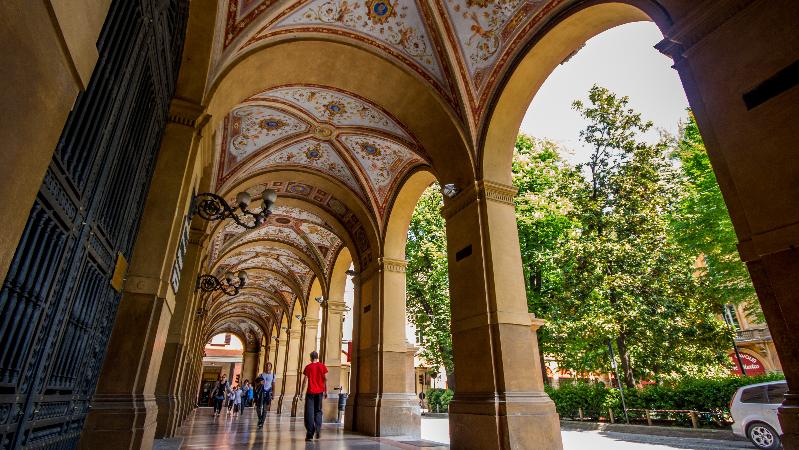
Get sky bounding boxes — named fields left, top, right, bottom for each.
left=520, top=22, right=689, bottom=165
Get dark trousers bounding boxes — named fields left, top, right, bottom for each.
left=213, top=397, right=223, bottom=414
left=304, top=393, right=323, bottom=438
left=255, top=398, right=268, bottom=425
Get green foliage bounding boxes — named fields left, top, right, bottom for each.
left=546, top=374, right=784, bottom=426
left=523, top=86, right=730, bottom=386
left=406, top=184, right=453, bottom=377
left=426, top=388, right=454, bottom=413
left=671, top=112, right=762, bottom=322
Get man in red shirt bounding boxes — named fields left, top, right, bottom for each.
left=300, top=350, right=328, bottom=441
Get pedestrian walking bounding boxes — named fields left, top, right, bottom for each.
left=211, top=374, right=231, bottom=416
left=300, top=351, right=328, bottom=441
left=233, top=386, right=242, bottom=415
left=227, top=387, right=236, bottom=413
left=253, top=376, right=269, bottom=429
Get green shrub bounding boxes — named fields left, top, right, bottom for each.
left=547, top=373, right=784, bottom=426
left=426, top=388, right=454, bottom=413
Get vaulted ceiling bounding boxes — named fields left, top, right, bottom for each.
left=211, top=0, right=566, bottom=130
left=205, top=0, right=569, bottom=342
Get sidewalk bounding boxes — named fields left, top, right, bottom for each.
left=560, top=420, right=748, bottom=442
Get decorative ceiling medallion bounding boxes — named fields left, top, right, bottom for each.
left=324, top=100, right=347, bottom=116
left=366, top=0, right=397, bottom=24
left=305, top=144, right=324, bottom=160
left=259, top=117, right=286, bottom=130
left=312, top=124, right=335, bottom=140
left=358, top=141, right=382, bottom=158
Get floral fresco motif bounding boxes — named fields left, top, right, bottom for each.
left=253, top=86, right=411, bottom=140
left=257, top=0, right=446, bottom=87
left=224, top=0, right=279, bottom=48
left=439, top=0, right=559, bottom=98
left=245, top=138, right=365, bottom=197
left=222, top=105, right=309, bottom=176
left=339, top=133, right=425, bottom=207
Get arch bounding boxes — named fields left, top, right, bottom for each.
left=481, top=1, right=670, bottom=184
left=202, top=39, right=474, bottom=187
left=383, top=169, right=437, bottom=258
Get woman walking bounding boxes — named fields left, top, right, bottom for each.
left=211, top=374, right=231, bottom=417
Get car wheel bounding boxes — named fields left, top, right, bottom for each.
left=747, top=422, right=781, bottom=450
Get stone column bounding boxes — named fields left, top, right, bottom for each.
left=353, top=258, right=420, bottom=438
left=277, top=328, right=302, bottom=413
left=322, top=299, right=347, bottom=422
left=653, top=3, right=799, bottom=447
left=154, top=227, right=206, bottom=438
left=79, top=102, right=203, bottom=450
left=292, top=318, right=320, bottom=416
left=242, top=345, right=260, bottom=383
left=442, top=180, right=561, bottom=450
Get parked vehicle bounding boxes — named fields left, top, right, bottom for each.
left=730, top=380, right=787, bottom=449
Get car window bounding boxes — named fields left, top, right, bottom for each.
left=767, top=383, right=788, bottom=404
left=740, top=386, right=767, bottom=403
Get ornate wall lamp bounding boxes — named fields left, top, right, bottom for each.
left=191, top=188, right=278, bottom=229
left=196, top=270, right=248, bottom=296
left=315, top=296, right=327, bottom=307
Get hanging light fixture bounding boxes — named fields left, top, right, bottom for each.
left=196, top=270, right=248, bottom=296
left=191, top=188, right=278, bottom=229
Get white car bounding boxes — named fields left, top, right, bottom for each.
left=730, top=380, right=787, bottom=449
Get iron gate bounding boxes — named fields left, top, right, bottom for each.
left=0, top=0, right=188, bottom=448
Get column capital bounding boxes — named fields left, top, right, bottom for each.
left=167, top=98, right=205, bottom=128
left=529, top=313, right=546, bottom=332
left=303, top=318, right=320, bottom=328
left=289, top=328, right=302, bottom=338
left=379, top=257, right=407, bottom=273
left=441, top=179, right=517, bottom=220
left=327, top=300, right=348, bottom=313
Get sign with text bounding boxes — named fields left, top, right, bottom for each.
left=729, top=352, right=766, bottom=376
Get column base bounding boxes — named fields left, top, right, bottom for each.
left=154, top=394, right=178, bottom=438
left=291, top=394, right=303, bottom=417
left=323, top=394, right=340, bottom=423
left=779, top=395, right=799, bottom=450
left=79, top=394, right=158, bottom=450
left=448, top=392, right=562, bottom=450
left=354, top=393, right=420, bottom=438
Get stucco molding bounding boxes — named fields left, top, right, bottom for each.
left=656, top=0, right=752, bottom=61
left=478, top=179, right=517, bottom=206
left=168, top=97, right=205, bottom=128
left=379, top=257, right=407, bottom=273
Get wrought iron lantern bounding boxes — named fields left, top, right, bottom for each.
left=196, top=270, right=248, bottom=296
left=191, top=188, right=278, bottom=229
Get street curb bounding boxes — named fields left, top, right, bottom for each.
left=559, top=420, right=749, bottom=442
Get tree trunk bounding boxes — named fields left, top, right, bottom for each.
left=616, top=333, right=636, bottom=388
left=446, top=368, right=456, bottom=392
left=539, top=346, right=549, bottom=386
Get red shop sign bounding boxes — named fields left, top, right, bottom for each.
left=729, top=352, right=766, bottom=376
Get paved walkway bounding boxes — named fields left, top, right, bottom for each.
left=174, top=409, right=755, bottom=449
left=175, top=408, right=447, bottom=449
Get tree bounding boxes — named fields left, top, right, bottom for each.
left=525, top=86, right=729, bottom=387
left=405, top=184, right=455, bottom=386
left=671, top=112, right=762, bottom=322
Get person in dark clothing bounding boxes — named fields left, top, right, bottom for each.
left=253, top=376, right=270, bottom=429
left=300, top=351, right=328, bottom=441
left=211, top=374, right=231, bottom=416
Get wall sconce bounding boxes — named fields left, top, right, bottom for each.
left=295, top=314, right=305, bottom=323
left=442, top=183, right=460, bottom=198
left=191, top=188, right=277, bottom=229
left=344, top=269, right=357, bottom=277
left=196, top=270, right=247, bottom=296
left=315, top=296, right=327, bottom=307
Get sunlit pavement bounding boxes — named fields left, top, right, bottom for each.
left=172, top=409, right=755, bottom=449
left=422, top=417, right=756, bottom=449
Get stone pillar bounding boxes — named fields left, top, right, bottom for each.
left=353, top=258, right=420, bottom=438
left=442, top=180, right=562, bottom=450
left=79, top=103, right=203, bottom=450
left=154, top=227, right=206, bottom=438
left=292, top=318, right=320, bottom=416
left=323, top=300, right=347, bottom=422
left=242, top=346, right=260, bottom=383
left=653, top=2, right=799, bottom=447
left=277, top=328, right=302, bottom=413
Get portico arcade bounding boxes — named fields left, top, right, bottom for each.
left=0, top=1, right=797, bottom=449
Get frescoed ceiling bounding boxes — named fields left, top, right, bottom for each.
left=216, top=85, right=428, bottom=218
left=213, top=0, right=567, bottom=130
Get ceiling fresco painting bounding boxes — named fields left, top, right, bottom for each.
left=214, top=0, right=569, bottom=130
